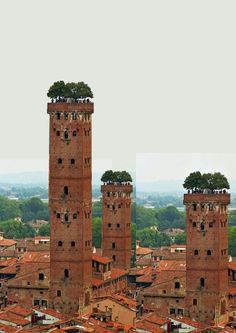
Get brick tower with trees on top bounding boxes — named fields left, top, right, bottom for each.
left=183, top=171, right=230, bottom=324
left=47, top=81, right=93, bottom=314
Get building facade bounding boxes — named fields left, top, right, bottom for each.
left=184, top=192, right=230, bottom=324
left=48, top=102, right=93, bottom=314
left=101, top=184, right=133, bottom=270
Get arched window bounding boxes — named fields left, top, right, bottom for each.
left=73, top=130, right=77, bottom=137
left=200, top=278, right=205, bottom=287
left=64, top=186, right=68, bottom=195
left=192, top=203, right=197, bottom=211
left=64, top=213, right=69, bottom=222
left=56, top=213, right=61, bottom=218
left=56, top=112, right=60, bottom=120
left=64, top=130, right=69, bottom=139
left=64, top=269, right=69, bottom=278
left=56, top=130, right=60, bottom=136
left=194, top=249, right=199, bottom=255
left=58, top=158, right=62, bottom=164
left=71, top=241, right=75, bottom=247
left=71, top=158, right=75, bottom=165
left=200, top=223, right=205, bottom=231
left=58, top=241, right=62, bottom=247
left=207, top=250, right=212, bottom=256
left=73, top=213, right=77, bottom=219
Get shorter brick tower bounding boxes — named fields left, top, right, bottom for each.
left=101, top=182, right=133, bottom=270
left=184, top=192, right=230, bottom=324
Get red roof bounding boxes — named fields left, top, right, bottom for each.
left=21, top=252, right=50, bottom=263
left=229, top=262, right=236, bottom=271
left=136, top=247, right=153, bottom=256
left=0, top=265, right=17, bottom=275
left=33, top=307, right=67, bottom=320
left=0, top=311, right=30, bottom=326
left=0, top=323, right=18, bottom=333
left=0, top=258, right=17, bottom=268
left=158, top=260, right=186, bottom=272
left=229, top=287, right=236, bottom=295
left=170, top=315, right=205, bottom=329
left=143, top=313, right=169, bottom=326
left=0, top=239, right=16, bottom=247
left=5, top=304, right=33, bottom=317
left=92, top=254, right=112, bottom=264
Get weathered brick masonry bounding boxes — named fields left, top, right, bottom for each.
left=48, top=102, right=93, bottom=314
left=101, top=184, right=132, bottom=270
left=184, top=193, right=230, bottom=324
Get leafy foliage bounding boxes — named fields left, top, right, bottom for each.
left=47, top=81, right=93, bottom=102
left=229, top=226, right=236, bottom=256
left=0, top=196, right=21, bottom=221
left=92, top=217, right=102, bottom=248
left=175, top=232, right=186, bottom=245
left=0, top=220, right=35, bottom=239
left=183, top=171, right=230, bottom=191
left=136, top=228, right=171, bottom=247
left=38, top=223, right=50, bottom=236
left=101, top=170, right=132, bottom=184
left=20, top=197, right=49, bottom=222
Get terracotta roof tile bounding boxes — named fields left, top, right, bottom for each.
left=33, top=307, right=67, bottom=320
left=0, top=258, right=17, bottom=268
left=5, top=304, right=33, bottom=317
left=0, top=323, right=19, bottom=333
left=158, top=260, right=186, bottom=272
left=92, top=254, right=112, bottom=264
left=0, top=239, right=17, bottom=247
left=170, top=315, right=206, bottom=329
left=229, top=262, right=236, bottom=271
left=0, top=311, right=30, bottom=326
left=143, top=313, right=169, bottom=326
left=21, top=252, right=50, bottom=263
left=136, top=247, right=153, bottom=256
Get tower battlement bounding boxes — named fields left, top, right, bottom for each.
left=47, top=102, right=94, bottom=114
left=184, top=193, right=230, bottom=204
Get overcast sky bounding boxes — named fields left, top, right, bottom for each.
left=1, top=1, right=236, bottom=176
left=136, top=154, right=236, bottom=182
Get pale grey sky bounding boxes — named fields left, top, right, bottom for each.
left=1, top=1, right=236, bottom=173
left=136, top=154, right=236, bottom=182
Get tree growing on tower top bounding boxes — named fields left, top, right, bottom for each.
left=47, top=81, right=93, bottom=102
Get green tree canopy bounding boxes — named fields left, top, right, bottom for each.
left=20, top=197, right=49, bottom=222
left=47, top=81, right=93, bottom=102
left=0, top=196, right=21, bottom=221
left=183, top=171, right=229, bottom=191
left=183, top=171, right=202, bottom=191
left=101, top=170, right=132, bottom=184
left=38, top=223, right=50, bottom=236
left=0, top=220, right=35, bottom=239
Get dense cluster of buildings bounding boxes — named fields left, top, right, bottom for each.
left=0, top=97, right=235, bottom=332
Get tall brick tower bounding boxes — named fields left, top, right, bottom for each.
left=48, top=101, right=93, bottom=314
left=184, top=191, right=230, bottom=324
left=101, top=181, right=133, bottom=270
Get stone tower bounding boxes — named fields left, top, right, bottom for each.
left=184, top=192, right=230, bottom=324
left=48, top=101, right=93, bottom=314
left=101, top=183, right=133, bottom=270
